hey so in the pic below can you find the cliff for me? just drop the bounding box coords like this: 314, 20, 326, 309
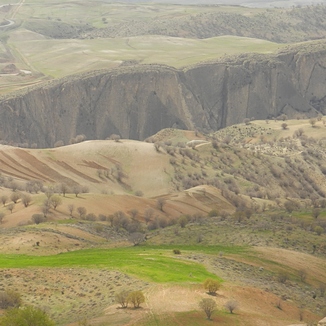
0, 41, 325, 147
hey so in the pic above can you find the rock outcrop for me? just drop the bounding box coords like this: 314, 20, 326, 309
0, 41, 325, 147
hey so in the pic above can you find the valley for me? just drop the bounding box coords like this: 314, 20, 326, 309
0, 0, 325, 325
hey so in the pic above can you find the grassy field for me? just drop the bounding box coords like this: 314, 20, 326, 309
0, 245, 230, 282
8, 32, 284, 78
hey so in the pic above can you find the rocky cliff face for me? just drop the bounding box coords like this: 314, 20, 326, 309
0, 42, 325, 147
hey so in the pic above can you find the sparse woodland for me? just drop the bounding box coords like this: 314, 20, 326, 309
0, 0, 326, 325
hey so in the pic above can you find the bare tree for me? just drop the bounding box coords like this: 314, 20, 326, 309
21, 194, 32, 207
115, 290, 129, 308
156, 198, 166, 212
10, 192, 20, 204
144, 208, 154, 224
68, 204, 75, 217
45, 188, 54, 199
319, 283, 325, 297
129, 232, 145, 246
77, 206, 87, 219
60, 183, 69, 197
129, 209, 138, 219
199, 298, 216, 320
298, 269, 307, 282
225, 300, 239, 314
1, 195, 8, 207
73, 186, 81, 197
7, 203, 15, 214
50, 195, 62, 210
32, 214, 45, 224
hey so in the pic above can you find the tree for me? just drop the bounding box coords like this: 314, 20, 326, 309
225, 300, 239, 314
298, 269, 307, 282
0, 213, 4, 224
32, 214, 45, 225
45, 188, 54, 199
203, 279, 220, 296
60, 183, 69, 197
1, 195, 8, 206
110, 134, 121, 142
199, 298, 216, 320
10, 192, 20, 204
0, 305, 55, 326
50, 195, 62, 210
144, 208, 154, 224
309, 118, 317, 127
129, 232, 145, 246
68, 204, 74, 217
77, 206, 87, 219
281, 123, 288, 130
312, 208, 321, 219
7, 203, 14, 214
127, 291, 145, 308
21, 194, 32, 207
115, 290, 129, 308
156, 198, 166, 212
319, 283, 326, 297
73, 185, 81, 197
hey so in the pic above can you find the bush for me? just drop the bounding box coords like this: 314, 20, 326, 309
203, 279, 220, 295
0, 290, 22, 309
127, 291, 145, 308
208, 209, 218, 217
32, 214, 45, 225
0, 305, 55, 326
277, 271, 289, 284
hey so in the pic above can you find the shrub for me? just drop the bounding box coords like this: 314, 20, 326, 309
208, 209, 218, 217
127, 291, 145, 308
32, 214, 45, 225
0, 305, 55, 326
0, 289, 22, 309
277, 271, 289, 284
203, 279, 220, 295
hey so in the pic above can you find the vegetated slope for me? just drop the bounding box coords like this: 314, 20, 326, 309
1, 41, 326, 147
0, 122, 326, 325
23, 4, 326, 43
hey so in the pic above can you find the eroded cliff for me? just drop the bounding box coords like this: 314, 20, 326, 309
0, 41, 325, 147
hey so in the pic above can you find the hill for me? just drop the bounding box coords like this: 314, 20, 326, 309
0, 120, 325, 324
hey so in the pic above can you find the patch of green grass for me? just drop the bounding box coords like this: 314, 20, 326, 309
0, 246, 223, 283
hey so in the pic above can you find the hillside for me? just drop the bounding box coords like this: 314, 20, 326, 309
0, 121, 325, 325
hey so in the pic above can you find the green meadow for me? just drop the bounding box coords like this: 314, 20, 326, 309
0, 245, 246, 282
